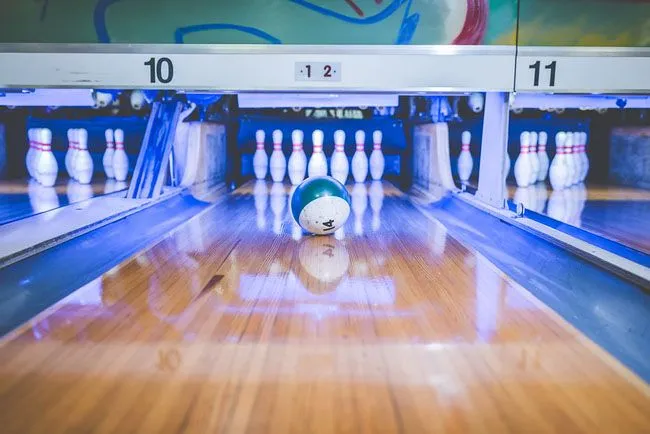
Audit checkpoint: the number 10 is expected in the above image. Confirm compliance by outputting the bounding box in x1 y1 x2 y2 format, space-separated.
529 60 557 87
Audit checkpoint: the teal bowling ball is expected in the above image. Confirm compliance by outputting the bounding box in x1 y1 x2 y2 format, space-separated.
290 176 351 235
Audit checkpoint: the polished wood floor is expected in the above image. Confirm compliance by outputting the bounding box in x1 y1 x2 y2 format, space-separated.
1 181 648 433
507 183 650 254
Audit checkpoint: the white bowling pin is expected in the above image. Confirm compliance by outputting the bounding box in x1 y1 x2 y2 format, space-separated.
74 128 93 185
26 128 36 178
288 129 306 185
580 132 590 182
457 130 473 183
65 128 77 179
113 128 129 182
504 151 511 181
330 129 349 184
351 130 368 183
308 129 327 177
270 129 286 182
36 128 58 187
529 131 539 183
563 133 576 188
571 131 583 185
549 132 568 190
369 130 385 181
537 131 549 182
103 128 115 179
253 129 268 180
514 131 531 187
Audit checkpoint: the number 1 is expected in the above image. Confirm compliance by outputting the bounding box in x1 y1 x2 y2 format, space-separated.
305 64 311 78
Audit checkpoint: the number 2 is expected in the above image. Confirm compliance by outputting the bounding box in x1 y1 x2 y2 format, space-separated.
323 65 332 78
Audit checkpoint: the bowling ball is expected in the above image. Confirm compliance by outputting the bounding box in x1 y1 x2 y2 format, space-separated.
290 176 351 235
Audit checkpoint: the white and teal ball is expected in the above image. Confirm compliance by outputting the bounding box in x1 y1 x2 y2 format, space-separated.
290 176 351 235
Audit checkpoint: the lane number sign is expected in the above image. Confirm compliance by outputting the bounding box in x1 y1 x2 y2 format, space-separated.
295 62 341 82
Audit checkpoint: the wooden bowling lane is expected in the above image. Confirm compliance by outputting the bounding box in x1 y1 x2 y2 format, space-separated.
509 183 650 254
1 181 649 433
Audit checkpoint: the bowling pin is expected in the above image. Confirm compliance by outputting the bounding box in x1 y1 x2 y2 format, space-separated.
288 129 307 185
514 131 531 187
308 129 327 177
103 128 115 179
529 131 539 183
369 130 385 181
571 131 583 185
563 133 576 188
504 150 511 181
457 130 473 183
253 129 268 180
26 128 36 178
113 128 129 182
330 129 349 185
270 129 286 182
65 129 77 180
351 130 368 183
537 131 549 182
74 128 93 185
580 132 590 182
549 132 568 190
36 128 58 188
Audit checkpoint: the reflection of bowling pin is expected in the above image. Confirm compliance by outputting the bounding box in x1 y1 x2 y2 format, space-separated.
537 131 549 182
351 130 368 183
288 129 307 185
369 130 385 180
547 188 565 222
270 129 286 182
368 180 384 231
351 183 367 235
514 131 531 187
29 181 60 215
113 129 129 182
253 129 268 180
103 129 115 179
74 128 93 185
457 130 473 183
104 178 117 194
535 182 548 213
36 128 58 187
270 182 286 235
330 129 349 184
289 185 303 241
253 180 268 230
308 129 327 177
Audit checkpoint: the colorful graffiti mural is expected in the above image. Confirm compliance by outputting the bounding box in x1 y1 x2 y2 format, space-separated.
0 1 646 47
0 0 516 45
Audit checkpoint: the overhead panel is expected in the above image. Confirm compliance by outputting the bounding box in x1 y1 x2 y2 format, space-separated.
0 0 518 92
515 0 650 93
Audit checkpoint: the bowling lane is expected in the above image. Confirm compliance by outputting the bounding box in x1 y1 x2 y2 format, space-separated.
509 183 650 254
1 181 649 433
0 177 128 226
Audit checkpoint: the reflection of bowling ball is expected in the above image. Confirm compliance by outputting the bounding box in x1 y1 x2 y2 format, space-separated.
290 176 350 235
298 236 350 294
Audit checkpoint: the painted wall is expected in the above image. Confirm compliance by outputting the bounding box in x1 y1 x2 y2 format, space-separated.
0 0 516 45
